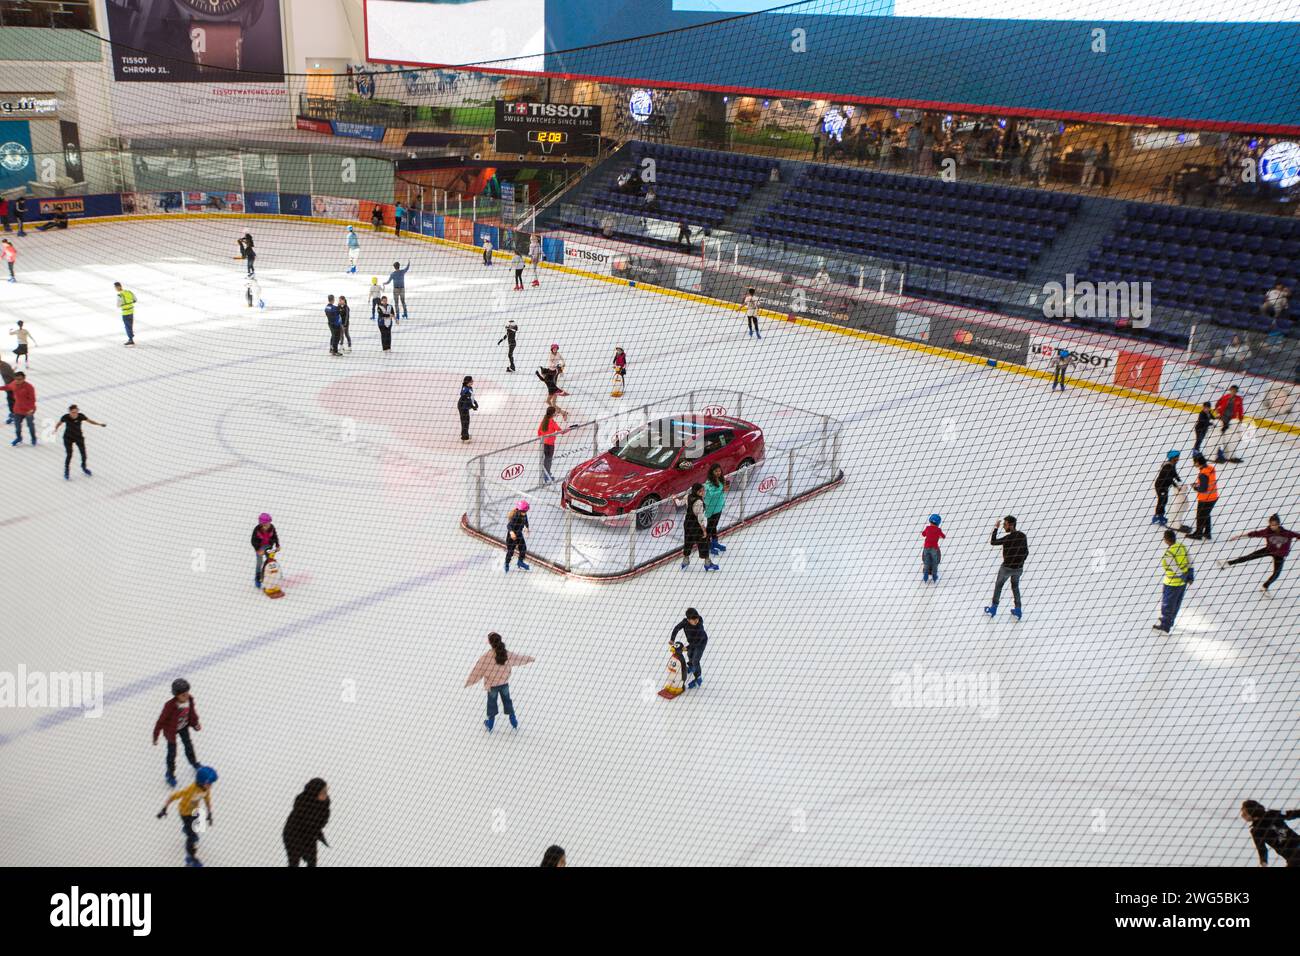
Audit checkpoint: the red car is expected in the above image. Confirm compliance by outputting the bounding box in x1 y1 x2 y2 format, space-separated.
561 415 765 529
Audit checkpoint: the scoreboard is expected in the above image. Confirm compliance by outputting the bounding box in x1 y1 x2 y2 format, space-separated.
494 101 601 157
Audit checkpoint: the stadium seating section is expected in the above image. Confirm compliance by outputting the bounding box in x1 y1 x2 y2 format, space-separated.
594 142 776 227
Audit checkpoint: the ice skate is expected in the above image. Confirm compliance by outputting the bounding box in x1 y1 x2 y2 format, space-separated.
984 605 997 617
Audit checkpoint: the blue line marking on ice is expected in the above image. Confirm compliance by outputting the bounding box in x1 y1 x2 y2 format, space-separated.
0 553 490 747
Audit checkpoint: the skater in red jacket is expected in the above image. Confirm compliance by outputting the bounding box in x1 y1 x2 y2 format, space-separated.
1214 386 1245 463
921 513 945 583
1219 514 1300 592
153 678 202 787
3 370 36 445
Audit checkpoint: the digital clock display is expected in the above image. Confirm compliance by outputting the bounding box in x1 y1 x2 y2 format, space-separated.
528 130 568 145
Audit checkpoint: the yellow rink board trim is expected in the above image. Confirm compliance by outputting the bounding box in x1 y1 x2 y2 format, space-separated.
66 211 1300 437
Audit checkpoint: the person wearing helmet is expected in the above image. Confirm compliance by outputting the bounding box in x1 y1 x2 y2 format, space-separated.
1152 450 1182 526
547 343 567 395
1050 348 1077 392
1186 452 1218 540
505 500 530 572
670 609 709 689
152 678 202 787
158 765 217 867
251 513 280 588
458 376 479 442
345 225 361 274
368 275 383 320
921 513 945 583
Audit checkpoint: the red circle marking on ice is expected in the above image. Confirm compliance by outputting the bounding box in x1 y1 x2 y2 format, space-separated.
702 405 727 417
651 519 675 539
501 463 525 481
758 476 778 493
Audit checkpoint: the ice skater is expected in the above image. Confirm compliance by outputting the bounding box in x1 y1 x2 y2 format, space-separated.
985 515 1028 618
682 483 719 571
112 282 138 346
1186 452 1218 540
325 295 343 356
529 234 543 286
670 608 709 689
498 319 518 372
251 512 280 588
384 261 410 319
512 251 525 290
458 376 478 442
345 225 360 273
921 513 944 582
375 295 397 351
538 406 564 483
464 632 535 731
1152 529 1193 633
337 295 352 352
1050 348 1077 391
282 778 331 867
236 233 255 276
1193 401 1214 454
0 357 13 424
3 370 36 446
1240 800 1300 867
1219 514 1298 593
482 234 493 266
53 404 105 479
157 765 217 867
536 364 564 414
610 347 626 397
9 320 33 367
368 276 382 319
2 238 16 282
1214 385 1245 464
540 845 566 867
1151 450 1182 526
743 287 761 338
547 344 567 395
505 500 530 571
704 463 728 555
394 202 406 238
152 678 201 787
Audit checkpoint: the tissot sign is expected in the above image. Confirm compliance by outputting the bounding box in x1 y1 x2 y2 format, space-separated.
493 101 601 157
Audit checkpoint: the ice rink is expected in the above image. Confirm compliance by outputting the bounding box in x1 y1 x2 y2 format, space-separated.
1 218 1296 866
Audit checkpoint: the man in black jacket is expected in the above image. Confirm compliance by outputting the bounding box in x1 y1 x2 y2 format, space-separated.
1152 450 1182 526
985 516 1028 619
670 608 709 689
1240 800 1300 867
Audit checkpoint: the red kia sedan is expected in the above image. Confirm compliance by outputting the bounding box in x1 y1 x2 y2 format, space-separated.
561 415 765 529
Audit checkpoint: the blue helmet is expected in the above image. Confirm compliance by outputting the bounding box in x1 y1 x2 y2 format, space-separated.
1057 348 1069 357
928 513 942 525
347 225 354 231
195 766 218 786
1167 449 1180 459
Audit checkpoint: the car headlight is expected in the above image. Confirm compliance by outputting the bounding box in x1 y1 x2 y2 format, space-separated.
609 492 638 502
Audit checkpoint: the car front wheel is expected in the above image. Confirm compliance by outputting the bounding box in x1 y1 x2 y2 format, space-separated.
635 494 661 530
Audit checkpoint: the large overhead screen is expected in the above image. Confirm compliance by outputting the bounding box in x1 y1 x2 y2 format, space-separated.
364 0 1300 130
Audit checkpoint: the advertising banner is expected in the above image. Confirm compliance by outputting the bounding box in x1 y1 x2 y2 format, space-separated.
185 191 244 213
312 196 360 220
105 0 285 82
936 317 1030 366
1114 350 1164 393
58 120 83 183
0 119 34 193
279 193 311 216
562 240 618 275
473 223 500 251
245 191 280 214
296 116 332 134
330 120 386 142
1026 336 1119 384
121 191 182 214
493 101 602 157
35 196 85 217
443 216 472 244
421 214 443 239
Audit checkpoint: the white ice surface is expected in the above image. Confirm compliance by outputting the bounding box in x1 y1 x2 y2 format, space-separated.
0 219 1296 866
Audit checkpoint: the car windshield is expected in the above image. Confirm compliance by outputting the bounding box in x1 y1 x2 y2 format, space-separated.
612 419 702 469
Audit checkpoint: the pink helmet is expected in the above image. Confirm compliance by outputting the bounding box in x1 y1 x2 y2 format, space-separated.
258 513 272 524
517 500 530 512
550 343 559 351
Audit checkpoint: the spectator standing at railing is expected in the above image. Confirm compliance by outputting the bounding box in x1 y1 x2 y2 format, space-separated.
677 220 692 252
393 202 406 238
12 196 26 236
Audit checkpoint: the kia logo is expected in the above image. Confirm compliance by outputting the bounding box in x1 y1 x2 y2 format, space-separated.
758 476 778 493
500 463 525 480
702 405 727 416
651 519 674 538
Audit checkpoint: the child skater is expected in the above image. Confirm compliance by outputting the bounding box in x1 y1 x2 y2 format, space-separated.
512 251 525 290
611 347 627 397
464 632 535 732
152 678 201 787
345 225 360 274
251 512 280 589
157 765 217 867
921 513 945 582
505 500 530 571
498 319 518 372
